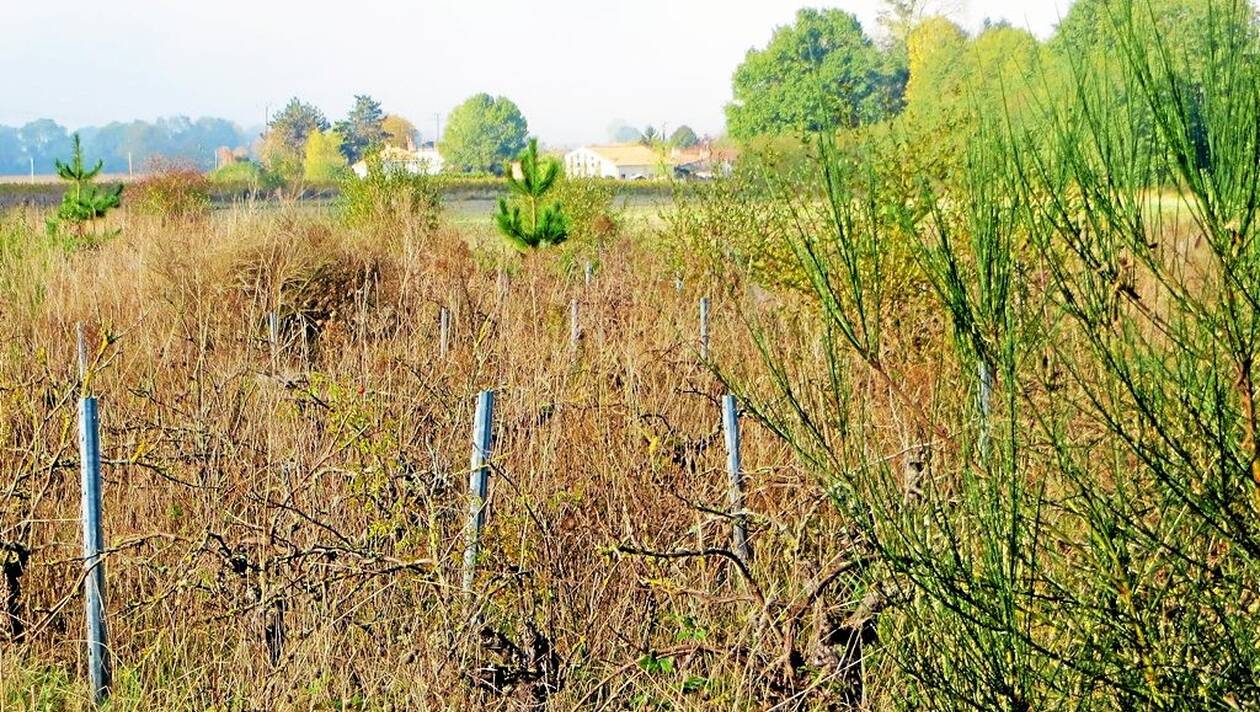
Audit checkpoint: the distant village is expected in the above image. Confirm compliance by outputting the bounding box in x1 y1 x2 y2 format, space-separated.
351 139 738 182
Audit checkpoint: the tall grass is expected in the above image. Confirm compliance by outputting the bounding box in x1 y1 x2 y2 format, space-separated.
732 0 1260 708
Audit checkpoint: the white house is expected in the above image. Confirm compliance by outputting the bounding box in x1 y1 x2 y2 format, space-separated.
352 142 445 178
564 144 665 180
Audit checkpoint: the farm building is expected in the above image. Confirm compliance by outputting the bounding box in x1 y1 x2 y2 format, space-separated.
671 143 739 180
351 142 445 178
564 144 666 180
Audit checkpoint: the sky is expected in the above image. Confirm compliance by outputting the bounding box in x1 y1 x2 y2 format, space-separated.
0 0 1071 146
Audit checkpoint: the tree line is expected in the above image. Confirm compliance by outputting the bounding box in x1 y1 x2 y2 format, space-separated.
723 0 1251 185
0 117 253 176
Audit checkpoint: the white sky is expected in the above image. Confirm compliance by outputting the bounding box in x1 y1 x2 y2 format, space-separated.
0 0 1071 145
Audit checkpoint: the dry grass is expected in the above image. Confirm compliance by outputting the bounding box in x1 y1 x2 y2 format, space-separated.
0 204 884 710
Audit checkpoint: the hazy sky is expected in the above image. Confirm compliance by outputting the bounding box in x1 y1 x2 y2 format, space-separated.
1 1 1070 146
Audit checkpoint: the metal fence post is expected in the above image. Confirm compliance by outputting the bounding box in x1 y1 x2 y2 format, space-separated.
77 327 111 702
722 394 750 563
462 390 495 592
584 260 593 287
699 297 711 360
570 299 580 347
439 307 450 359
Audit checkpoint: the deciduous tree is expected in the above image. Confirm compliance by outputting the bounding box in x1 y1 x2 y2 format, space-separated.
303 129 350 182
725 9 903 140
439 93 528 174
382 115 417 149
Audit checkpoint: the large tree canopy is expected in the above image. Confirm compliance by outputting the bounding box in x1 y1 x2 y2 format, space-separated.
725 8 903 140
1050 0 1255 62
267 98 329 153
439 94 528 174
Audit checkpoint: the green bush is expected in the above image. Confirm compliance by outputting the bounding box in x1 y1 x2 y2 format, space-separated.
549 177 618 247
207 160 284 194
735 2 1260 708
339 156 441 233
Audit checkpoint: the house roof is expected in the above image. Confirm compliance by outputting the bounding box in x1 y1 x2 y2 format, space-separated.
351 145 443 172
574 143 664 167
672 144 740 166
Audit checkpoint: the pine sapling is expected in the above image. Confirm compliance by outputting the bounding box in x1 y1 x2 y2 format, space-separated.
494 138 569 251
49 134 122 238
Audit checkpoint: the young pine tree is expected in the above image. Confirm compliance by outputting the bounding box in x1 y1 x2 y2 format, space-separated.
494 138 569 251
49 134 122 237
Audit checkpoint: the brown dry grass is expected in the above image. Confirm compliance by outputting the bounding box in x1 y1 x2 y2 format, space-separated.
0 204 895 710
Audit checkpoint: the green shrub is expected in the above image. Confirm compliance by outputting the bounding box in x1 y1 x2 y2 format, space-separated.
549 177 618 247
207 160 284 194
339 155 441 233
663 172 820 292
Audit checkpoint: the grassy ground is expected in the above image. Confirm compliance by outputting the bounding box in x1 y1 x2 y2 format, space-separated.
0 201 865 710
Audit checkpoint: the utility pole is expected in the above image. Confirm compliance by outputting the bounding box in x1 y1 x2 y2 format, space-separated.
127 152 133 177
29 156 34 184
434 113 441 145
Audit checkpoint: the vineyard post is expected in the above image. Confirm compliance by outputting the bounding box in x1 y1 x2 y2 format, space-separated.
699 297 711 360
439 307 450 359
978 360 993 458
722 394 750 563
77 325 112 703
461 390 496 592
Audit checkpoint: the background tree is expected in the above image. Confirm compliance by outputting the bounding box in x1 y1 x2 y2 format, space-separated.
381 115 417 149
0 127 23 175
640 125 661 146
334 95 386 163
266 98 328 153
439 93 528 174
0 117 251 176
303 130 350 182
16 119 73 174
1049 0 1244 62
259 131 303 184
903 16 969 112
668 125 699 148
725 8 903 140
609 123 643 143
494 138 568 251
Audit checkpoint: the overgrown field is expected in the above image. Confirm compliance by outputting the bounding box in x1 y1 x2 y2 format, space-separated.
4 4 1260 710
1 197 881 709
